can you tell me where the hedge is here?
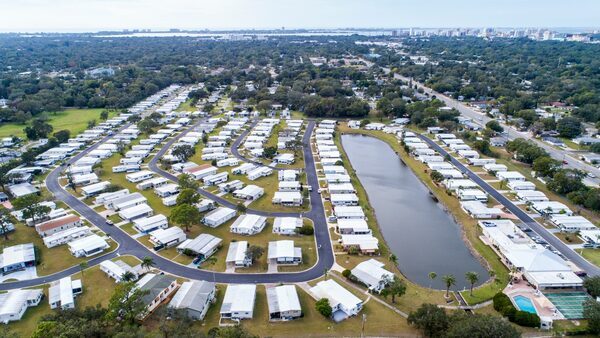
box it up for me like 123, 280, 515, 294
492, 292, 541, 328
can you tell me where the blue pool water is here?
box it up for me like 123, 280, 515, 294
513, 295, 537, 314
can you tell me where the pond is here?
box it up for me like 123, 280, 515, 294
341, 134, 487, 289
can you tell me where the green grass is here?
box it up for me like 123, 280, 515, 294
578, 249, 600, 267
170, 282, 418, 337
0, 108, 118, 138
1, 221, 95, 277
177, 98, 197, 112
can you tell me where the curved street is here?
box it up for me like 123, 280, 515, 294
0, 119, 334, 290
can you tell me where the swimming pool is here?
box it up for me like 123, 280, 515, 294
513, 295, 538, 314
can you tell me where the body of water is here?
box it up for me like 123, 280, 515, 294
341, 134, 487, 289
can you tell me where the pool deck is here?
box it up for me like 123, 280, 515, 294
503, 281, 564, 320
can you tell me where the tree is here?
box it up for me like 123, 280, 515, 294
442, 274, 456, 298
137, 117, 158, 134
106, 281, 149, 324
12, 195, 50, 225
121, 271, 137, 282
53, 129, 70, 143
245, 245, 264, 263
207, 325, 259, 338
430, 170, 444, 183
385, 276, 407, 303
465, 271, 479, 296
315, 298, 332, 318
547, 169, 586, 195
485, 120, 504, 133
169, 203, 200, 232
407, 303, 449, 338
178, 173, 199, 190
172, 144, 195, 162
87, 119, 97, 128
557, 116, 582, 139
428, 272, 437, 288
388, 253, 398, 265
100, 110, 109, 120
176, 188, 200, 205
0, 207, 14, 240
236, 202, 247, 213
24, 118, 53, 140
446, 313, 520, 338
583, 276, 600, 298
532, 156, 561, 178
141, 256, 155, 271
263, 146, 277, 159
583, 299, 600, 335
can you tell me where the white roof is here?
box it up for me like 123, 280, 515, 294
133, 214, 167, 229
225, 241, 248, 263
461, 201, 503, 216
497, 171, 526, 180
334, 206, 365, 218
221, 284, 256, 314
119, 203, 153, 218
341, 234, 379, 250
267, 285, 301, 314
0, 243, 35, 268
337, 218, 369, 231
150, 227, 185, 244
310, 280, 362, 311
274, 217, 302, 231
204, 207, 236, 222
235, 185, 264, 196
351, 259, 394, 288
231, 214, 267, 232
68, 234, 108, 253
0, 289, 43, 317
268, 240, 296, 259
505, 248, 572, 272
48, 276, 75, 308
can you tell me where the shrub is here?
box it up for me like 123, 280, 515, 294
342, 269, 352, 278
513, 311, 541, 328
297, 224, 314, 235
315, 298, 332, 317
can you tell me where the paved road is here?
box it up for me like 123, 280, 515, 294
1, 119, 334, 290
388, 70, 600, 185
229, 119, 292, 171
418, 135, 600, 277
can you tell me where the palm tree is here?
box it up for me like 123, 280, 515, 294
442, 274, 456, 299
141, 256, 155, 271
121, 271, 136, 282
428, 272, 437, 288
465, 271, 479, 296
388, 253, 398, 265
323, 268, 329, 280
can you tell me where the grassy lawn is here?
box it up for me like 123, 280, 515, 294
177, 98, 197, 112
554, 232, 584, 244
336, 124, 507, 306
6, 255, 137, 337
0, 221, 94, 277
97, 151, 173, 218
0, 108, 118, 138
191, 282, 417, 337
578, 249, 600, 267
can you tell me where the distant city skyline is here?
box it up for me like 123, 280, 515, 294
1, 0, 599, 33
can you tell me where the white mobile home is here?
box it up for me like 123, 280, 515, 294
272, 192, 303, 206
233, 185, 264, 200
176, 234, 222, 261
309, 280, 362, 322
267, 285, 302, 321
149, 227, 186, 250
118, 203, 154, 221
68, 234, 109, 257
230, 214, 267, 235
273, 217, 303, 235
126, 170, 154, 183
220, 284, 256, 320
202, 207, 236, 228
351, 259, 394, 293
133, 214, 168, 234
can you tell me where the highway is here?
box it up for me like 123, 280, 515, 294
418, 134, 600, 277
1, 118, 334, 290
389, 70, 600, 185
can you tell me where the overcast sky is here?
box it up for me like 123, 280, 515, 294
1, 0, 599, 33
